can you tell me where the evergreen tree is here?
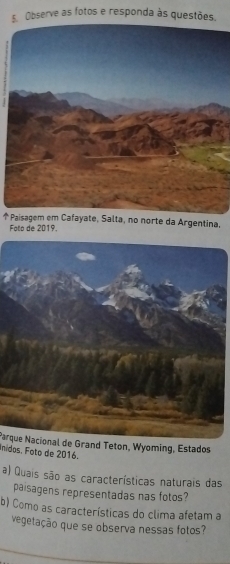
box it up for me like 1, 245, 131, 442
215, 373, 225, 416
145, 371, 157, 398
182, 370, 196, 396
152, 354, 163, 395
181, 383, 198, 415
196, 375, 224, 420
124, 391, 132, 410
102, 386, 119, 407
134, 371, 145, 395
50, 356, 68, 392
174, 371, 182, 396
2, 364, 18, 389
18, 359, 29, 389
163, 359, 175, 399
2, 330, 18, 373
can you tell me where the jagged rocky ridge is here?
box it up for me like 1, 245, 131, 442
0, 265, 226, 351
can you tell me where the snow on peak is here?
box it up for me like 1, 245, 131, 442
178, 287, 226, 320
101, 264, 156, 303
162, 279, 174, 287
2, 270, 16, 283
124, 264, 142, 276
120, 264, 147, 288
73, 274, 92, 292
179, 291, 206, 311
96, 285, 109, 293
0, 266, 226, 326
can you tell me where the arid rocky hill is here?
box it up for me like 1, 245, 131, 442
6, 92, 176, 164
6, 92, 230, 171
115, 111, 230, 143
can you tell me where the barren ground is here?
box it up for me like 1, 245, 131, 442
5, 154, 229, 212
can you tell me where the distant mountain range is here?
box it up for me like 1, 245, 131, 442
0, 266, 226, 352
13, 90, 230, 118
14, 90, 135, 116
10, 91, 71, 114
190, 103, 230, 118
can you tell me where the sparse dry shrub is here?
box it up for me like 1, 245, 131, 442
109, 407, 130, 417
80, 397, 102, 414
41, 393, 60, 405
51, 412, 79, 432
0, 395, 20, 407
33, 392, 58, 404
0, 411, 32, 428
56, 396, 69, 406
33, 393, 48, 403
65, 399, 77, 410
0, 389, 10, 397
0, 388, 21, 398
25, 403, 44, 414
83, 419, 128, 435
97, 407, 110, 415
52, 415, 128, 435
143, 399, 159, 411
0, 407, 52, 430
127, 422, 156, 437
190, 418, 209, 427
68, 395, 103, 415
125, 419, 177, 437
29, 414, 53, 430
154, 409, 185, 420
0, 387, 222, 437
19, 391, 33, 403
167, 417, 186, 424
42, 399, 57, 408
132, 395, 148, 410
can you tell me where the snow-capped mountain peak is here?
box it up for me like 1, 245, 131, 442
0, 268, 93, 304
124, 264, 142, 276
0, 266, 226, 347
2, 269, 18, 283
162, 279, 174, 287
99, 264, 156, 303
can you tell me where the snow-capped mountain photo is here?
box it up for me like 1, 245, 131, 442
0, 242, 227, 352
0, 242, 226, 438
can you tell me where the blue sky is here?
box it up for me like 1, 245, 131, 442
10, 25, 230, 106
0, 242, 227, 292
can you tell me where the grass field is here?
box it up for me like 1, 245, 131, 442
180, 143, 230, 174
0, 388, 223, 438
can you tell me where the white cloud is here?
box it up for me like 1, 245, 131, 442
76, 252, 96, 262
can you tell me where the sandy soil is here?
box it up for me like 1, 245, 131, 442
4, 155, 229, 212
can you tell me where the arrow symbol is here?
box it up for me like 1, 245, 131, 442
3, 212, 9, 220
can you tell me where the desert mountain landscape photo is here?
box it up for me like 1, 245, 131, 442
4, 25, 230, 211
0, 242, 226, 437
